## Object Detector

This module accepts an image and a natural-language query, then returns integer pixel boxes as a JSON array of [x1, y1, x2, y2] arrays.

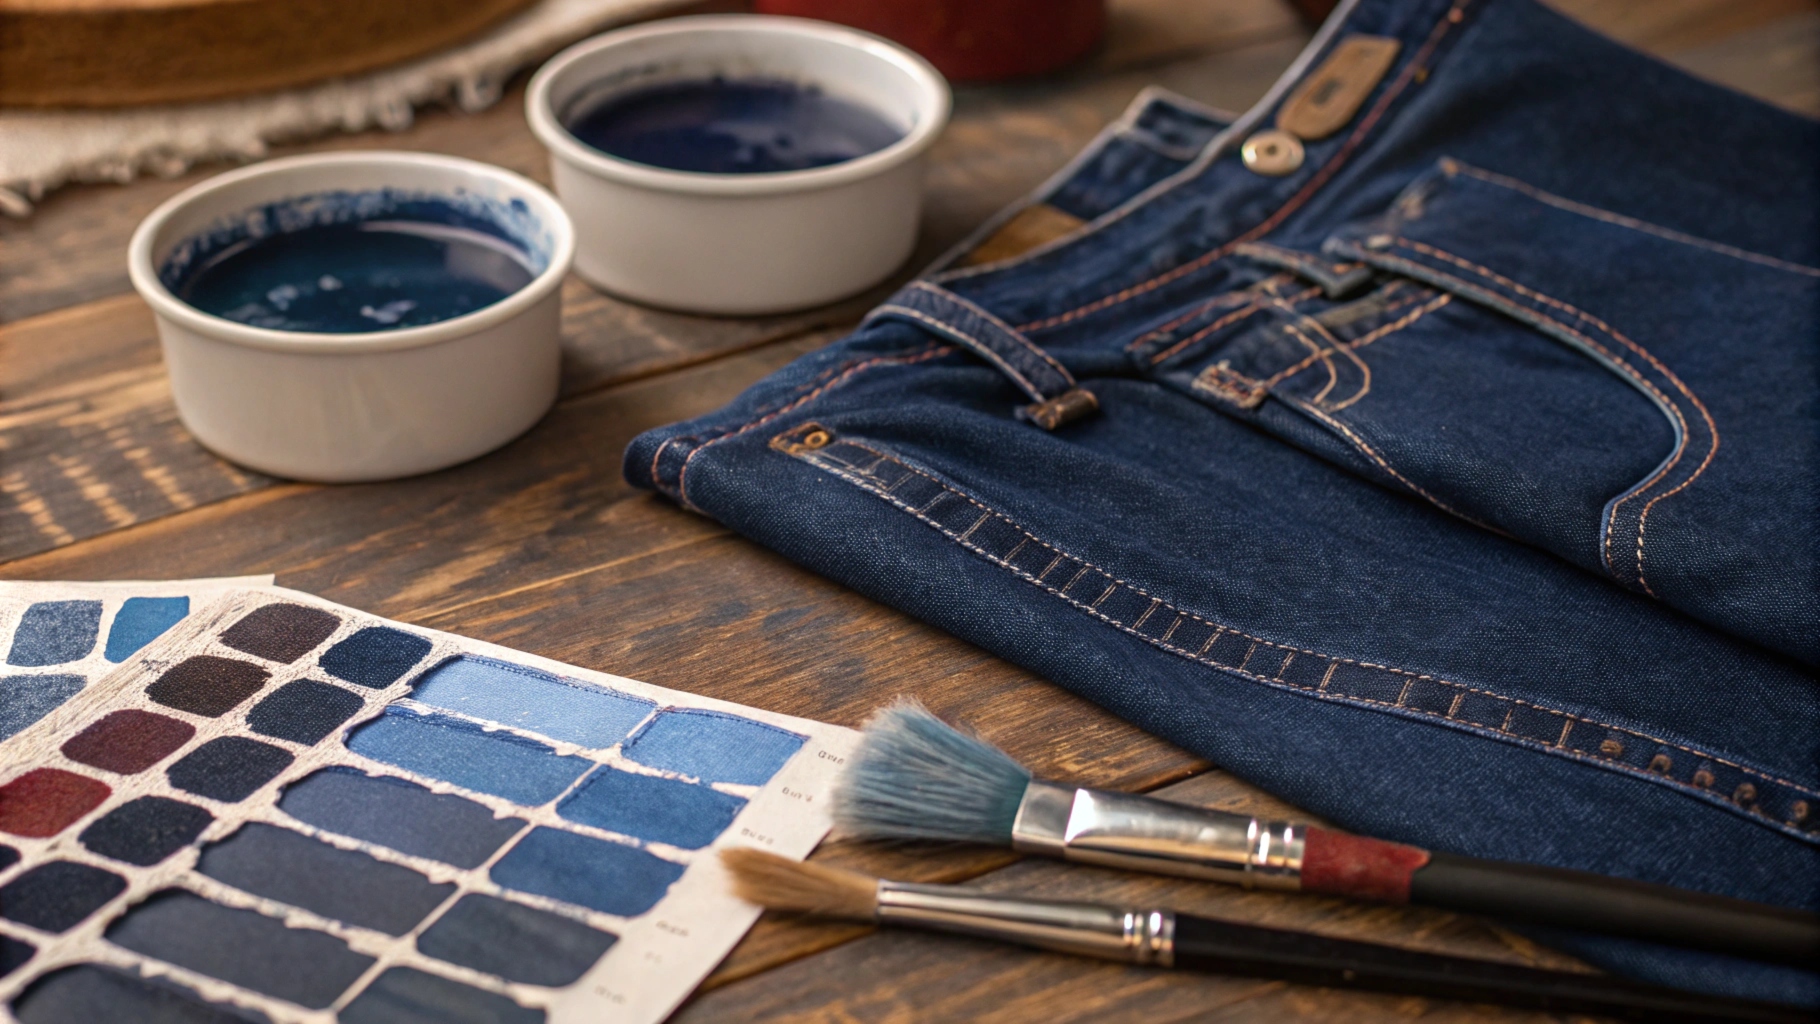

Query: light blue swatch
[[410, 656, 656, 748], [621, 709, 806, 786], [104, 597, 189, 663], [7, 601, 102, 667], [345, 709, 591, 805], [0, 674, 85, 740], [558, 768, 747, 850], [490, 827, 685, 917]]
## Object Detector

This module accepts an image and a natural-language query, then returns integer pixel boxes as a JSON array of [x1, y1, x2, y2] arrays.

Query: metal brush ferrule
[[1010, 781, 1305, 890], [875, 881, 1175, 966]]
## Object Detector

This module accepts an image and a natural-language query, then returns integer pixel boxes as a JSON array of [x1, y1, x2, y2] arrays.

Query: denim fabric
[[627, 0, 1820, 1001]]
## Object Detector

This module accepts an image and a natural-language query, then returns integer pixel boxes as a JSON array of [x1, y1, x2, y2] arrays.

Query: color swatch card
[[0, 586, 860, 1024], [1, 578, 275, 746]]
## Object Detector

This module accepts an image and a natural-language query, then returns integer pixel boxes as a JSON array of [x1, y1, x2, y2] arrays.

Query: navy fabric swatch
[[0, 936, 32, 978], [0, 845, 17, 870], [339, 967, 542, 1024], [166, 737, 294, 802], [79, 796, 213, 865], [622, 709, 805, 785], [409, 657, 655, 748], [104, 597, 189, 663], [416, 894, 616, 986], [247, 679, 364, 745], [0, 675, 84, 741], [12, 963, 269, 1024], [346, 709, 591, 805], [278, 768, 524, 868], [490, 827, 684, 917], [318, 627, 433, 689], [106, 890, 373, 1009], [559, 768, 745, 849], [0, 861, 126, 932], [218, 604, 341, 664], [6, 602, 101, 667], [197, 823, 453, 936]]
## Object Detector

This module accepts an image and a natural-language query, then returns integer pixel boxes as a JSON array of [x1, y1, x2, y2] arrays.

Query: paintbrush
[[831, 700, 1820, 968], [721, 848, 1809, 1023]]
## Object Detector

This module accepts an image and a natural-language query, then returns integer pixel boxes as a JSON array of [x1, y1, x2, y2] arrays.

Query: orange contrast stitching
[[672, 345, 954, 509], [1388, 237, 1720, 593], [797, 435, 1820, 805], [1014, 0, 1473, 335]]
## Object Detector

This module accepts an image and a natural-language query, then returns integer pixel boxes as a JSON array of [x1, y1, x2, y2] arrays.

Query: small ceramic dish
[[527, 15, 950, 315], [128, 151, 574, 483]]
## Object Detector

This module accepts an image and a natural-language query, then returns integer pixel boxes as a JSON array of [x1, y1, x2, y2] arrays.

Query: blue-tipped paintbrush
[[832, 699, 1820, 968]]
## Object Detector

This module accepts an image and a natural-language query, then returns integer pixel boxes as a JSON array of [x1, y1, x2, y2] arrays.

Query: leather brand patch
[[1276, 35, 1402, 141], [960, 203, 1088, 266]]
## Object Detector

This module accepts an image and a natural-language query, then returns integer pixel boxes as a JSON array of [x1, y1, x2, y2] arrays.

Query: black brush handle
[[1170, 913, 1807, 1023], [1409, 850, 1820, 968], [1300, 827, 1820, 966]]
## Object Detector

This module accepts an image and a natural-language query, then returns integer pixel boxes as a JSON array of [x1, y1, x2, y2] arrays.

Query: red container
[[753, 0, 1106, 82]]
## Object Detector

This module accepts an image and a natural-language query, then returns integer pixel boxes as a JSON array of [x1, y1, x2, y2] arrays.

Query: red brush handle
[[1299, 826, 1431, 903]]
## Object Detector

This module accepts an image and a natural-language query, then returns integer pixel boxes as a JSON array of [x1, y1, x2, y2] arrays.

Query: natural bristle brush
[[832, 700, 1820, 968], [721, 848, 1808, 1024]]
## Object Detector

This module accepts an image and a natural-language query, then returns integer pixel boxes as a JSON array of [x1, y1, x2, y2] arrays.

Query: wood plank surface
[[3, 1, 1814, 1021]]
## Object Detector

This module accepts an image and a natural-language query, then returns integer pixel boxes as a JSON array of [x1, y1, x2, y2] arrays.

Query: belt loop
[[864, 281, 1098, 429]]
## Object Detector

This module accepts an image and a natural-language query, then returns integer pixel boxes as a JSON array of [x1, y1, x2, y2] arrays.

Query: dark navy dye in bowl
[[160, 190, 552, 335], [565, 77, 903, 174]]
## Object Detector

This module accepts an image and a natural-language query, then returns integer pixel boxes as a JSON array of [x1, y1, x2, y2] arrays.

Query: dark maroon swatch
[[219, 604, 341, 664], [0, 861, 126, 932], [78, 796, 213, 866], [0, 769, 111, 838], [146, 657, 269, 717], [60, 710, 196, 775]]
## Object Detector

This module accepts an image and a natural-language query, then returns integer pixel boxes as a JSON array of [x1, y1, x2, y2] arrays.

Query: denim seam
[[1372, 238, 1720, 595], [1013, 0, 1474, 334], [1137, 280, 1319, 366], [1262, 292, 1453, 389], [909, 281, 1079, 389], [870, 304, 1056, 402], [660, 344, 956, 510], [1445, 160, 1820, 277], [774, 425, 1820, 843]]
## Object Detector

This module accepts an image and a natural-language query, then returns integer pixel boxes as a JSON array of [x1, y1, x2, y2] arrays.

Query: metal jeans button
[[1241, 129, 1305, 176]]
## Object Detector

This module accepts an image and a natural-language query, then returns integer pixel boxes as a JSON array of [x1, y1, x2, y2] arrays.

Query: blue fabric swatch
[[409, 656, 656, 748], [7, 602, 101, 667], [0, 935, 32, 979], [339, 967, 542, 1024], [558, 769, 746, 849], [490, 827, 684, 917], [621, 709, 806, 785], [197, 823, 453, 936], [278, 768, 524, 868], [0, 675, 85, 741], [345, 709, 591, 805], [105, 890, 373, 1009], [318, 627, 433, 689], [13, 963, 269, 1024], [415, 894, 616, 986], [104, 597, 189, 663]]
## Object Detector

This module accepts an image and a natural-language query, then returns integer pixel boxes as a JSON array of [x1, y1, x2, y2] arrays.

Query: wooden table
[[4, 1, 1814, 1019]]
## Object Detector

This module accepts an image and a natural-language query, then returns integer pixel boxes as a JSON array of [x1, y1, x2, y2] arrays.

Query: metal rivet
[[1598, 738, 1624, 757], [1648, 753, 1673, 775], [1240, 129, 1305, 176], [1733, 782, 1757, 805], [1793, 800, 1811, 823], [801, 429, 831, 450], [1692, 769, 1714, 789]]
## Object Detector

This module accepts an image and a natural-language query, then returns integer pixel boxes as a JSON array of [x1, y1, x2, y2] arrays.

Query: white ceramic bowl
[[128, 151, 574, 483], [526, 15, 950, 315]]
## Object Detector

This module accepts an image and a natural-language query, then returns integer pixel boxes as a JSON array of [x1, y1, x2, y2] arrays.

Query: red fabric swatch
[[61, 710, 196, 775], [0, 768, 112, 838]]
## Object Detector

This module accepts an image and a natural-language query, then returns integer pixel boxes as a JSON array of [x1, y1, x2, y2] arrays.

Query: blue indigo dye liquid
[[173, 221, 534, 333], [565, 78, 903, 174]]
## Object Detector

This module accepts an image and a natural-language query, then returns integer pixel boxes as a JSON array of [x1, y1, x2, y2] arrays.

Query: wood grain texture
[[3, 2, 1810, 1021]]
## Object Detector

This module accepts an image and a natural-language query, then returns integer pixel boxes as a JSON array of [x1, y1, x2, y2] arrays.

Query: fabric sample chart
[[0, 587, 859, 1024]]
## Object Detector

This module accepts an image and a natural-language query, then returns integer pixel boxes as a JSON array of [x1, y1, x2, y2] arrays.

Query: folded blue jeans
[[628, 0, 1820, 1002]]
